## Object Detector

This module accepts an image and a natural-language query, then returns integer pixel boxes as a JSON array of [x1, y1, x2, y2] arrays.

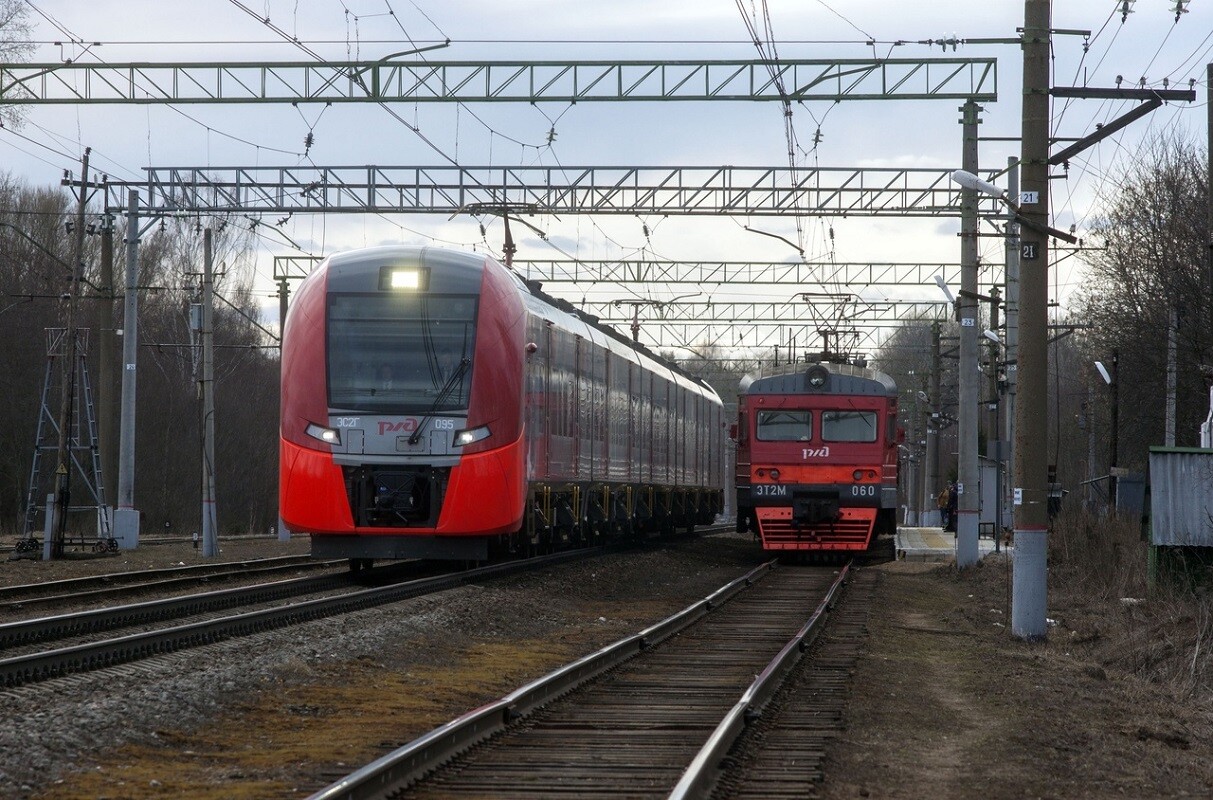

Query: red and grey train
[[280, 245, 725, 564], [734, 361, 900, 553]]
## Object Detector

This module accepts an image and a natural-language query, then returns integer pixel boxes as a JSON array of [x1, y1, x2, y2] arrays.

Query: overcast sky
[[2, 1, 1210, 354]]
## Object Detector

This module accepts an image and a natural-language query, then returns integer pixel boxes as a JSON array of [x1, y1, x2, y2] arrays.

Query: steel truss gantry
[[90, 165, 1003, 216], [273, 255, 972, 287], [581, 299, 950, 328], [579, 298, 952, 355], [1, 58, 996, 105]]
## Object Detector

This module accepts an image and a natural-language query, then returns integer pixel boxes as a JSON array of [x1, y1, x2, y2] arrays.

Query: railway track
[[0, 554, 344, 613], [309, 558, 864, 799], [0, 548, 607, 688]]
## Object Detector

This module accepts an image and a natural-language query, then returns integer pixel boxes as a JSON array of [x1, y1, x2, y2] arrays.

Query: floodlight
[[950, 169, 1007, 199], [933, 275, 955, 304]]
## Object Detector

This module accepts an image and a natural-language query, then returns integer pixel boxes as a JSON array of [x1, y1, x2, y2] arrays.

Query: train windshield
[[326, 293, 477, 412], [756, 410, 812, 441], [821, 410, 878, 442]]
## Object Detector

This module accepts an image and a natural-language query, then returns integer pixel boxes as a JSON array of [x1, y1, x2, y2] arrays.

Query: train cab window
[[326, 293, 477, 412], [821, 410, 878, 442], [756, 410, 812, 441]]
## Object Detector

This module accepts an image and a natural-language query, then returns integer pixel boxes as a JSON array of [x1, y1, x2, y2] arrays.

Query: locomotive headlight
[[305, 423, 341, 445], [769, 468, 780, 481], [453, 424, 491, 447]]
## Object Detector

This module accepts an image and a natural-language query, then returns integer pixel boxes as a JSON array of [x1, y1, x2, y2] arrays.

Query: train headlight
[[453, 424, 491, 447], [378, 265, 429, 291], [305, 423, 341, 446], [769, 468, 780, 481], [390, 270, 420, 289]]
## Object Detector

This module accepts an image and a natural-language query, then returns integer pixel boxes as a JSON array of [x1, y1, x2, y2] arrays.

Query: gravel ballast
[[0, 533, 767, 799]]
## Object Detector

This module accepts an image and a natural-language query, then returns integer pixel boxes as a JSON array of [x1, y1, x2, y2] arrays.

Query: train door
[[573, 334, 583, 479], [526, 318, 549, 480], [626, 361, 635, 482], [542, 321, 554, 478], [645, 371, 654, 484], [694, 393, 702, 485]]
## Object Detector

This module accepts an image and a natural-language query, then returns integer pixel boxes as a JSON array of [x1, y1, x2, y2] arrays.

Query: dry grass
[[34, 638, 584, 800], [1049, 510, 1213, 701]]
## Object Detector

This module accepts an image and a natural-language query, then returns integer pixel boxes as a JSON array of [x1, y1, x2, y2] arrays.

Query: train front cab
[[736, 364, 899, 553], [279, 247, 528, 563]]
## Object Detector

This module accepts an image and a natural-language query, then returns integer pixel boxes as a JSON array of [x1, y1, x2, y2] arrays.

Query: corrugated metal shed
[[1149, 447, 1213, 547]]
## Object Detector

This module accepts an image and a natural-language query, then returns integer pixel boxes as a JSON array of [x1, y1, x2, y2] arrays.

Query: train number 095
[[851, 484, 876, 497]]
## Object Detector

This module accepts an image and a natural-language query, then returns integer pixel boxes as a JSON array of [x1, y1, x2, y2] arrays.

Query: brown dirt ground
[[820, 555, 1213, 800]]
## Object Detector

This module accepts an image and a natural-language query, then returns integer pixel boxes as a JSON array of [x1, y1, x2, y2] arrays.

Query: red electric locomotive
[[734, 361, 900, 553], [280, 246, 724, 565]]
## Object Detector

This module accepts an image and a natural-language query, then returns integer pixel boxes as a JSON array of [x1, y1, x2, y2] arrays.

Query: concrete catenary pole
[[922, 322, 942, 527], [1109, 349, 1120, 508], [1207, 63, 1213, 446], [277, 277, 291, 541], [1004, 158, 1020, 531], [114, 190, 141, 549], [1165, 305, 1178, 447], [987, 288, 1001, 450], [956, 98, 981, 568], [97, 207, 117, 521], [987, 286, 1001, 551], [201, 229, 219, 558], [908, 389, 922, 525], [1012, 0, 1052, 640]]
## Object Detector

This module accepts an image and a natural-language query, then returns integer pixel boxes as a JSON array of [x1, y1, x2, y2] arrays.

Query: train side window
[[821, 410, 878, 442], [756, 410, 812, 442]]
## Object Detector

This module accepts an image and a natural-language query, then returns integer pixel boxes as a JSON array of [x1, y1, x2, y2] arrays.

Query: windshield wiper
[[408, 357, 472, 445]]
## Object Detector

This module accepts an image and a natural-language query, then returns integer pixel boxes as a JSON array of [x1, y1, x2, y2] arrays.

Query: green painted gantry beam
[[1, 58, 996, 104]]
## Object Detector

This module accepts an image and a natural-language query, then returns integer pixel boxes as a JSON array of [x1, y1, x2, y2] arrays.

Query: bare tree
[[128, 217, 279, 536], [1074, 130, 1210, 468], [0, 0, 34, 129]]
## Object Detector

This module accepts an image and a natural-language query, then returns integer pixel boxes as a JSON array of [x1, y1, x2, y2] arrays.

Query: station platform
[[894, 526, 1005, 562]]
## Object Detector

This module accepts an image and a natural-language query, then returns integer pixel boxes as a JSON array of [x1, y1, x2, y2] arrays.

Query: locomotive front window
[[821, 410, 878, 442], [327, 293, 477, 412], [756, 410, 812, 441]]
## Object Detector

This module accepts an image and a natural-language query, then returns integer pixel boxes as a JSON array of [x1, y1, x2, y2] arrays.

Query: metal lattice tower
[[20, 328, 112, 552]]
